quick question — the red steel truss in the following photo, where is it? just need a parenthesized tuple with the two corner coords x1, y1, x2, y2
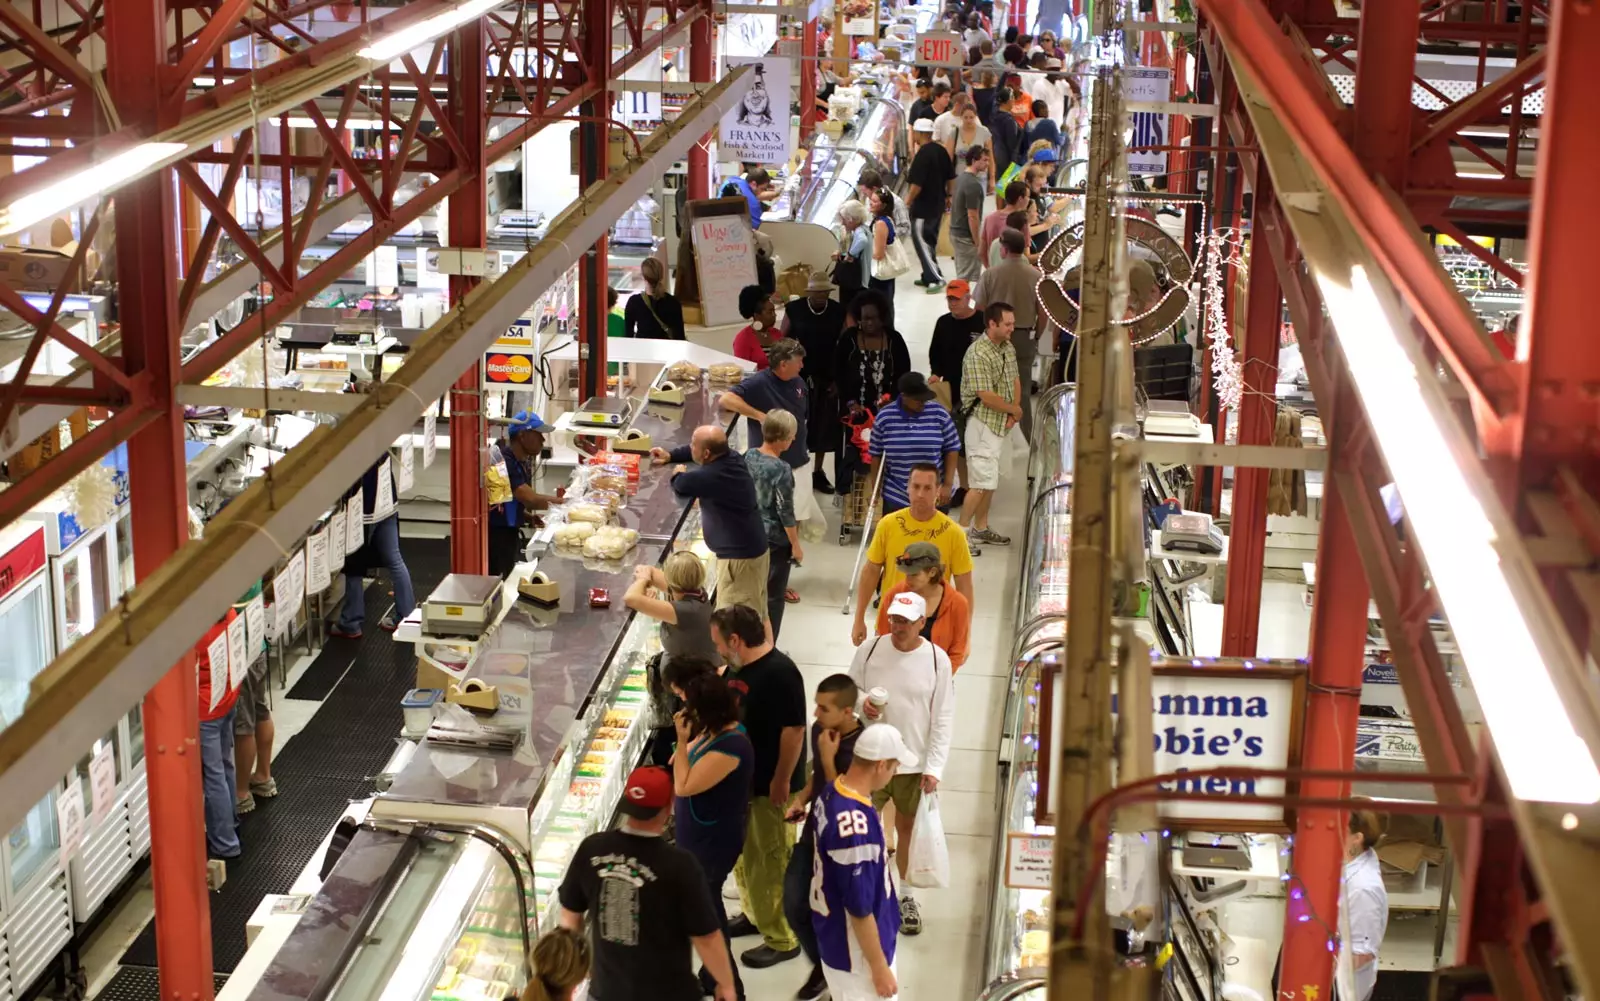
(0, 0, 708, 994)
(1196, 0, 1600, 999)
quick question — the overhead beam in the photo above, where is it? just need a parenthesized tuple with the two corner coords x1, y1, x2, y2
(0, 66, 755, 839)
(1119, 440, 1328, 470)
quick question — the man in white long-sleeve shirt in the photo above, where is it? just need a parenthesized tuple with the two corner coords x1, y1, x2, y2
(848, 591, 954, 937)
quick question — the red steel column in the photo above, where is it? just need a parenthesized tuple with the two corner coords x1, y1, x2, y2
(449, 20, 488, 575)
(1277, 2, 1412, 994)
(107, 0, 215, 995)
(800, 17, 818, 141)
(1219, 170, 1281, 656)
(687, 11, 713, 201)
(577, 0, 613, 400)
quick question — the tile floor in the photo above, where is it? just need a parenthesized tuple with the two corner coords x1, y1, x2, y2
(80, 268, 1033, 1001)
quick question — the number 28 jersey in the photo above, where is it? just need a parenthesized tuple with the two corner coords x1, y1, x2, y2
(810, 777, 900, 971)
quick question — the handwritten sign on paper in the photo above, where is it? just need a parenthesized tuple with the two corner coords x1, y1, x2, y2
(376, 457, 395, 513)
(227, 613, 249, 693)
(396, 442, 415, 494)
(1005, 833, 1054, 889)
(89, 744, 117, 827)
(423, 414, 438, 469)
(57, 782, 85, 870)
(329, 507, 346, 574)
(206, 631, 230, 712)
(689, 213, 757, 327)
(245, 593, 266, 653)
(345, 495, 364, 553)
(306, 528, 330, 594)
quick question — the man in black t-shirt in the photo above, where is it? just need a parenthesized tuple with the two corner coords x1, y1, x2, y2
(781, 674, 864, 1001)
(905, 123, 957, 290)
(558, 767, 738, 1001)
(908, 80, 950, 129)
(928, 280, 988, 505)
(711, 605, 808, 968)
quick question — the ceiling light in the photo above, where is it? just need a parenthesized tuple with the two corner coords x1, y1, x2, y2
(268, 116, 386, 130)
(1316, 265, 1600, 805)
(358, 0, 502, 63)
(0, 142, 187, 237)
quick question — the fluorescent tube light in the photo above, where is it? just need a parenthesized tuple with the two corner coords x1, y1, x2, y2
(0, 141, 187, 237)
(358, 0, 502, 62)
(268, 117, 386, 130)
(1316, 265, 1600, 805)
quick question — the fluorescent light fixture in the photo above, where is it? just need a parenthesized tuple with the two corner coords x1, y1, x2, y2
(0, 141, 187, 237)
(1316, 265, 1600, 804)
(358, 0, 501, 63)
(268, 116, 386, 130)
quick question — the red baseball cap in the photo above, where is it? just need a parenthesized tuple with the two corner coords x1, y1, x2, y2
(946, 279, 972, 299)
(620, 766, 673, 817)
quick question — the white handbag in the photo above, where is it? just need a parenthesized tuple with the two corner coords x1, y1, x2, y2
(871, 234, 914, 281)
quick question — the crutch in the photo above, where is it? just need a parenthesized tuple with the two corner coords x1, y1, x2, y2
(840, 459, 888, 615)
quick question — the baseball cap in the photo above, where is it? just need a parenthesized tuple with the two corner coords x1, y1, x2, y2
(853, 724, 918, 768)
(895, 541, 942, 572)
(1046, 57, 1064, 69)
(1032, 147, 1060, 163)
(945, 278, 972, 300)
(508, 410, 555, 437)
(887, 590, 927, 620)
(913, 119, 936, 134)
(898, 371, 935, 402)
(619, 766, 673, 817)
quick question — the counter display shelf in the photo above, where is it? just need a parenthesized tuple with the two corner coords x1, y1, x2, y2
(769, 95, 906, 229)
(239, 383, 729, 1001)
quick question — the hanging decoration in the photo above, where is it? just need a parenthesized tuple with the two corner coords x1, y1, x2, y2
(1201, 227, 1246, 414)
(1035, 203, 1195, 347)
(64, 461, 118, 532)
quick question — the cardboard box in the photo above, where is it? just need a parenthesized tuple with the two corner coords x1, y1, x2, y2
(0, 245, 85, 293)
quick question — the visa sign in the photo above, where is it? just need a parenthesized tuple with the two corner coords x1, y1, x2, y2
(916, 30, 963, 68)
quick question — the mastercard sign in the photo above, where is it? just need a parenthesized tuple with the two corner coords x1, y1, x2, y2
(485, 353, 533, 384)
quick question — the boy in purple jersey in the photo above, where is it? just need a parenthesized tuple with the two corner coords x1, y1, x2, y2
(810, 725, 918, 1001)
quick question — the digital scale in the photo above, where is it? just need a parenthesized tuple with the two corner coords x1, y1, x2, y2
(420, 574, 505, 638)
(572, 396, 631, 428)
(1161, 512, 1226, 556)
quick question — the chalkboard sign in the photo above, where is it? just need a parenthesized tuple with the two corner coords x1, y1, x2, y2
(688, 200, 758, 327)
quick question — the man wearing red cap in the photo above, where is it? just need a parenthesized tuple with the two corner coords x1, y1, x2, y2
(558, 766, 739, 1001)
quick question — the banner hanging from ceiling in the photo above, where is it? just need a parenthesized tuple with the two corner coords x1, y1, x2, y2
(719, 55, 792, 164)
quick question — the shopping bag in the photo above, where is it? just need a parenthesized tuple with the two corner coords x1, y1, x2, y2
(906, 792, 951, 888)
(871, 237, 914, 281)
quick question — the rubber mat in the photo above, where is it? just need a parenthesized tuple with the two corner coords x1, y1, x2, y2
(1373, 972, 1432, 1001)
(97, 967, 228, 999)
(117, 538, 450, 977)
(282, 579, 376, 701)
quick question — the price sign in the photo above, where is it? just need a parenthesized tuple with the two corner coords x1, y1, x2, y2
(306, 528, 330, 594)
(915, 30, 963, 68)
(206, 631, 230, 711)
(245, 593, 266, 653)
(57, 782, 85, 870)
(1005, 833, 1054, 889)
(345, 495, 364, 553)
(423, 414, 438, 469)
(329, 507, 346, 574)
(227, 613, 249, 693)
(89, 744, 117, 827)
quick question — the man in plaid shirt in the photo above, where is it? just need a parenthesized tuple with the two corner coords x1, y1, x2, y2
(957, 302, 1022, 547)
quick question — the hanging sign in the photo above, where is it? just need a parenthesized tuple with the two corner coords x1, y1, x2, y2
(840, 0, 876, 35)
(306, 527, 331, 594)
(915, 31, 964, 68)
(89, 744, 117, 827)
(245, 592, 266, 654)
(375, 457, 395, 513)
(1005, 833, 1054, 889)
(227, 613, 250, 693)
(206, 630, 230, 711)
(328, 508, 346, 574)
(345, 494, 364, 554)
(423, 414, 438, 469)
(1124, 67, 1171, 176)
(396, 441, 415, 495)
(273, 550, 306, 638)
(688, 210, 759, 327)
(57, 782, 84, 870)
(1038, 657, 1307, 830)
(719, 56, 792, 164)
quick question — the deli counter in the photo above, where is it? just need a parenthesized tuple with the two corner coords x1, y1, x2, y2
(235, 381, 726, 1001)
(765, 89, 907, 229)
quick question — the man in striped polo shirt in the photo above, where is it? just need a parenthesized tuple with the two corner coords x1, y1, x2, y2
(867, 372, 961, 515)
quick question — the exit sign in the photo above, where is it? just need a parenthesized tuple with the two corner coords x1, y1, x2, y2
(916, 30, 963, 68)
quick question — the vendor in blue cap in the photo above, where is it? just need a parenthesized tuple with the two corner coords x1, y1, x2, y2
(487, 409, 563, 577)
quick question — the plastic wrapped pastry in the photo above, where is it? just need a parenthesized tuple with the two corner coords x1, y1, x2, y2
(665, 361, 703, 382)
(582, 490, 622, 511)
(552, 521, 597, 545)
(589, 474, 628, 493)
(583, 532, 629, 560)
(708, 362, 742, 382)
(597, 525, 639, 547)
(564, 503, 609, 525)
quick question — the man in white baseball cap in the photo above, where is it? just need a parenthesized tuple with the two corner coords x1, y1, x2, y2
(810, 724, 918, 1001)
(846, 590, 954, 936)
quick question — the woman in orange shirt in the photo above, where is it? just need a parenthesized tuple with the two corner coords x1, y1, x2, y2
(875, 542, 972, 670)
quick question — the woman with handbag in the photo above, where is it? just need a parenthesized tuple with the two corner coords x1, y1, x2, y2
(832, 289, 911, 495)
(868, 188, 908, 304)
(834, 199, 872, 310)
(623, 256, 685, 339)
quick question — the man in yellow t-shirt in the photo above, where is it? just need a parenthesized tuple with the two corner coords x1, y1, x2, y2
(851, 464, 976, 645)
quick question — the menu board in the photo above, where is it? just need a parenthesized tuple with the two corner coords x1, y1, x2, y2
(688, 205, 758, 327)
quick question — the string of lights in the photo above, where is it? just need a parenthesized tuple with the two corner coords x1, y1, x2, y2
(1202, 226, 1247, 414)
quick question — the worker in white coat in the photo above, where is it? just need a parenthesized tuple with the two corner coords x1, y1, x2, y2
(1338, 809, 1390, 1001)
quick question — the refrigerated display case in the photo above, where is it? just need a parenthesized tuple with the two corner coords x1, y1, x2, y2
(767, 93, 907, 228)
(0, 522, 53, 735)
(234, 385, 725, 1001)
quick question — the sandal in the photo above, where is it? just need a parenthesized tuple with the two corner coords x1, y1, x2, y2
(785, 588, 800, 604)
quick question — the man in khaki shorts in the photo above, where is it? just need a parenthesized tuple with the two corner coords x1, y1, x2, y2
(958, 302, 1022, 549)
(652, 425, 772, 623)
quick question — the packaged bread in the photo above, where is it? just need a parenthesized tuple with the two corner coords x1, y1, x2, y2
(583, 532, 630, 560)
(598, 525, 640, 548)
(708, 362, 742, 382)
(553, 522, 597, 545)
(565, 503, 608, 525)
(589, 474, 628, 493)
(666, 361, 703, 382)
(582, 490, 622, 511)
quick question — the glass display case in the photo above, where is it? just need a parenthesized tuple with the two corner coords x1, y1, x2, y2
(0, 529, 54, 734)
(773, 95, 907, 228)
(7, 790, 59, 898)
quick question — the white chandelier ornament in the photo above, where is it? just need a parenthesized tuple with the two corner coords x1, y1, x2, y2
(1201, 226, 1246, 414)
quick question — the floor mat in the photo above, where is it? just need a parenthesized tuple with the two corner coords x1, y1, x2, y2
(282, 579, 380, 701)
(97, 967, 227, 999)
(117, 538, 449, 977)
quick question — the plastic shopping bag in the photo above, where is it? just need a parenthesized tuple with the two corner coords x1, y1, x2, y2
(906, 792, 951, 888)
